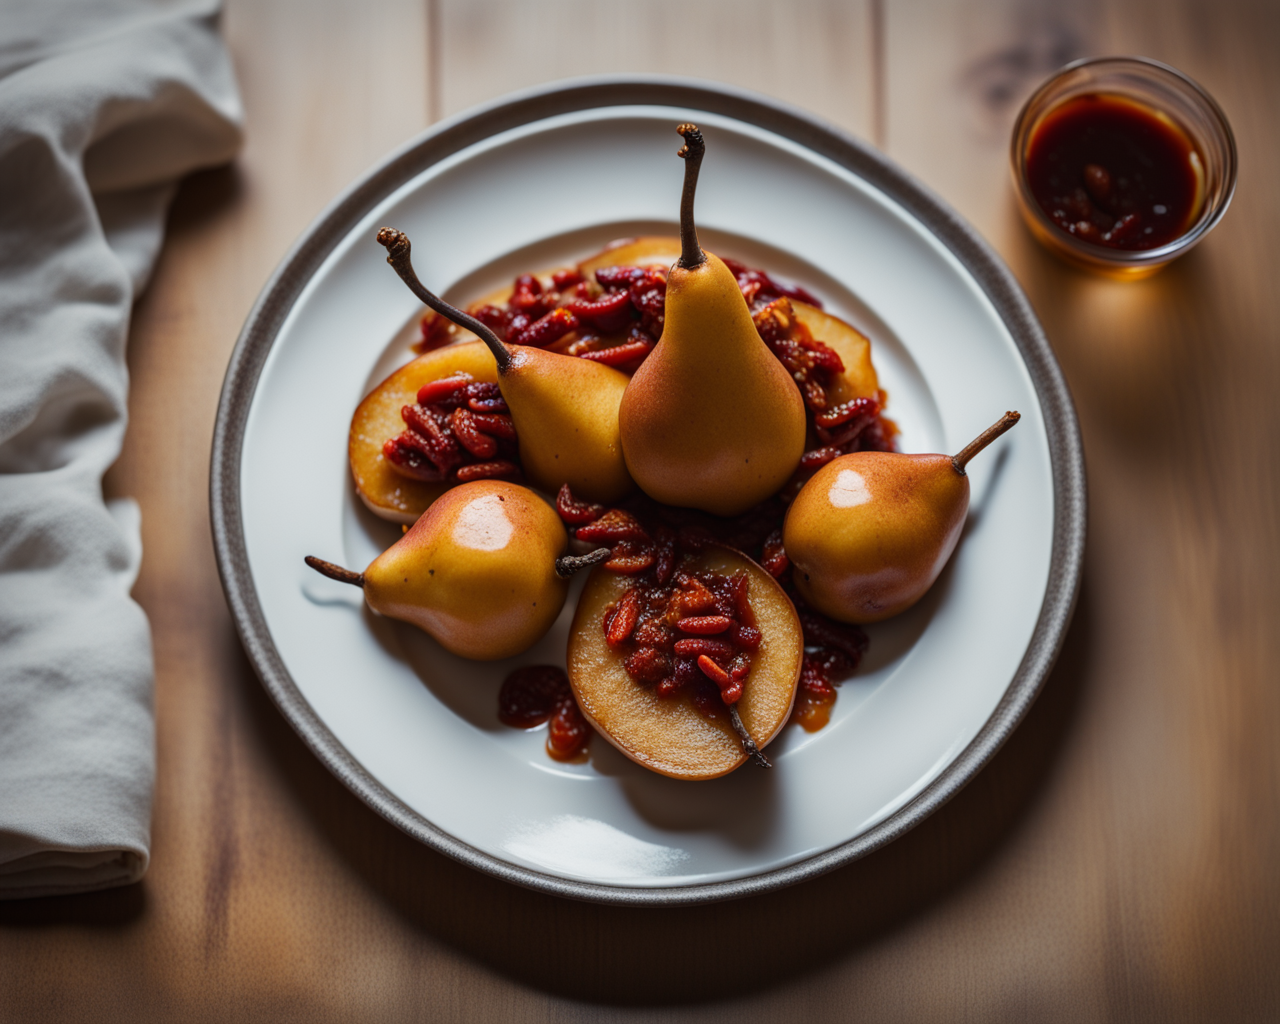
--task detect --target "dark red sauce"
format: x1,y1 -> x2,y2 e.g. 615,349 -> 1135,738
498,666 -> 591,761
1026,94 -> 1201,250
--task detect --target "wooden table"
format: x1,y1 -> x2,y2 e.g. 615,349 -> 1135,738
3,1 -> 1278,1019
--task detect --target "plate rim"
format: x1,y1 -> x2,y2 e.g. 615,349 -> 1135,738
210,74 -> 1086,906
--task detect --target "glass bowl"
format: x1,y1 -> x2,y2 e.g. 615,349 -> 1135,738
1011,56 -> 1236,278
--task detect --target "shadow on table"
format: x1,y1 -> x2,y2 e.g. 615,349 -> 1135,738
0,880 -> 147,929
242,569 -> 1095,1007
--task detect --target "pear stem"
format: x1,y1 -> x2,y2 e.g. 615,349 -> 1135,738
675,124 -> 707,271
729,705 -> 772,769
554,546 -> 612,579
376,227 -> 513,374
952,410 -> 1021,475
305,555 -> 364,587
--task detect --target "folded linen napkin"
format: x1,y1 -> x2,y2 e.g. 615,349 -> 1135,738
0,0 -> 242,898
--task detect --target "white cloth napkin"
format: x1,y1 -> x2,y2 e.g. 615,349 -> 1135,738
0,0 -> 242,898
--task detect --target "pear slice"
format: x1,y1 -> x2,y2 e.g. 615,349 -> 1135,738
567,544 -> 803,780
790,302 -> 879,403
577,236 -> 681,279
349,341 -> 498,524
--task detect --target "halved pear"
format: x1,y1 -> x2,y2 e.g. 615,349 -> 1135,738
349,341 -> 498,524
791,302 -> 878,403
567,545 -> 803,780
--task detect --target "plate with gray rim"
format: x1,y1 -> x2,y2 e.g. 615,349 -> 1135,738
211,76 -> 1085,905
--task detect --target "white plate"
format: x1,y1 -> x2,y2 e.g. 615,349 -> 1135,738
213,78 -> 1084,904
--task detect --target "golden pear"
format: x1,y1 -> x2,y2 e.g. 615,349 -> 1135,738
617,126 -> 806,517
306,480 -> 607,660
376,227 -> 634,504
784,412 -> 1020,623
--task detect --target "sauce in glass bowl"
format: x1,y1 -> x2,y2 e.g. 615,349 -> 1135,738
1025,93 -> 1201,251
1011,57 -> 1236,278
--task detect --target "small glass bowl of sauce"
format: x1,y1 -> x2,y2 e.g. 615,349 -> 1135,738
1012,56 -> 1236,278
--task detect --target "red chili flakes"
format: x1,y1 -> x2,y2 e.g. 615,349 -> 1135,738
605,588 -> 641,648
721,257 -> 824,311
789,605 -> 869,731
567,289 -> 634,333
547,697 -> 592,761
761,528 -> 789,578
401,257 -> 896,506
575,509 -> 651,545
550,484 -> 874,733
555,483 -> 605,525
753,298 -> 845,413
498,666 -> 592,761
510,307 -> 579,348
792,655 -> 838,732
578,338 -> 653,368
384,375 -> 521,484
675,615 -> 732,634
599,564 -> 759,720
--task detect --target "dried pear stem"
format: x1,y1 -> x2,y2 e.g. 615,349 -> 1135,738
554,547 -> 612,579
305,555 -> 364,587
676,124 -> 707,271
376,227 -> 513,374
729,705 -> 772,769
952,410 -> 1021,475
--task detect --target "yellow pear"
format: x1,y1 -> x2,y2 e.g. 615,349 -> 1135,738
305,480 -> 607,660
376,227 -> 633,504
618,125 -> 806,517
784,412 -> 1020,623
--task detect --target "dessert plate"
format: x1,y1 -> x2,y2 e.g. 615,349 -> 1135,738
212,77 -> 1084,905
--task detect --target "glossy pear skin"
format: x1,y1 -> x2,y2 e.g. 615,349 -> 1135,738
501,346 -> 633,504
363,480 -> 569,660
619,252 -> 806,516
567,545 -> 802,780
784,452 -> 969,624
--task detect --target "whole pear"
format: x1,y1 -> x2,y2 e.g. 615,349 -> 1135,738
618,125 -> 806,517
305,480 -> 607,660
376,228 -> 633,504
784,412 -> 1020,623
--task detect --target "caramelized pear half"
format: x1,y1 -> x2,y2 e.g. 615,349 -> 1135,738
567,545 -> 803,780
349,341 -> 498,524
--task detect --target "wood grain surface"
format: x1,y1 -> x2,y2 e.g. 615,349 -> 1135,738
3,0 -> 1278,1020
